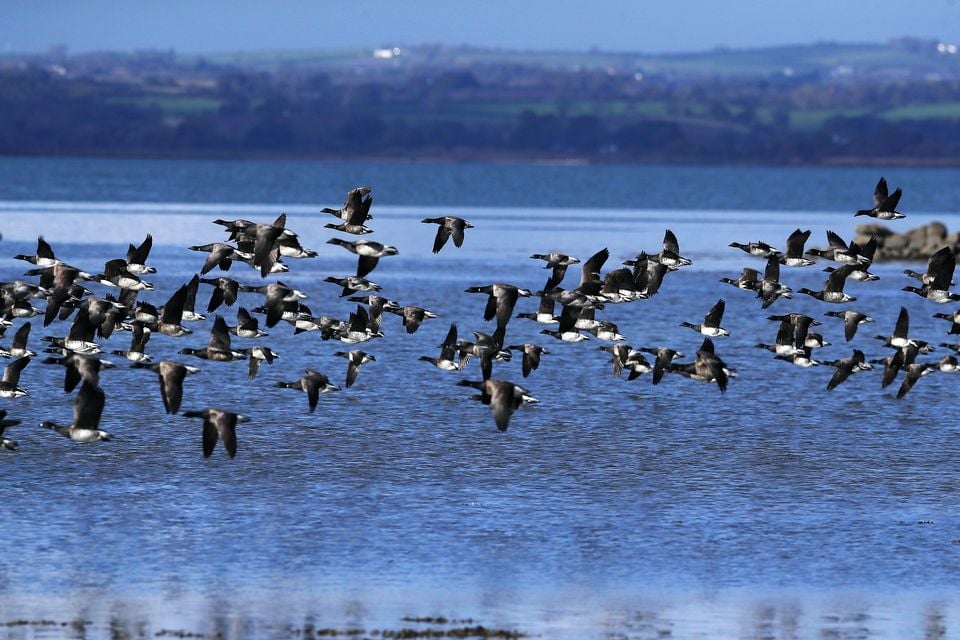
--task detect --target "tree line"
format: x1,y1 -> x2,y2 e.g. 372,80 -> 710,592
2,60 -> 960,164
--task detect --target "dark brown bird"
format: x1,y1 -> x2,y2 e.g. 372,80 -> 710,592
182,408 -> 248,458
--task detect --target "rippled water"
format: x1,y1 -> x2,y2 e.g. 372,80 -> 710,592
3,159 -> 960,638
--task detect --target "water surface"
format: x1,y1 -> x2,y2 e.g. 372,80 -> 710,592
2,159 -> 960,638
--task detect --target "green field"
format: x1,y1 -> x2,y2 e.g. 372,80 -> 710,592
107,96 -> 222,114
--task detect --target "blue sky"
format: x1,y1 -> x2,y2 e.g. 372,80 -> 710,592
3,0 -> 959,55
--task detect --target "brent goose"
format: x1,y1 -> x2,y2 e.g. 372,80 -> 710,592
334,350 -> 376,388
824,264 -> 879,282
334,306 -> 384,344
806,230 -> 869,265
649,230 -> 692,268
584,320 -> 626,342
826,349 -> 872,390
680,299 -> 729,337
779,229 -> 815,267
905,248 -> 958,286
200,276 -> 240,313
111,323 -> 151,362
457,378 -> 537,431
15,236 -> 62,268
539,327 -> 588,343
600,268 -> 647,303
347,295 -> 401,333
932,308 -> 960,334
756,320 -> 801,356
507,343 -> 549,378
0,322 -> 35,359
897,363 -> 933,398
240,281 -> 306,327
246,213 -> 288,277
275,369 -> 340,412
182,408 -> 249,458
902,247 -> 958,303
766,313 -> 820,349
131,360 -> 200,414
873,306 -> 916,349
804,333 -> 830,349
156,282 -> 193,337
387,305 -> 438,334
2,296 -> 41,320
229,307 -> 267,338
42,352 -> 115,392
322,187 -> 373,223
856,177 -> 905,220
179,316 -> 246,361
274,234 -> 317,260
938,355 -> 960,373
873,349 -> 904,388
774,347 -> 821,368
531,252 -> 580,289
638,346 -> 684,385
902,284 -> 960,304
247,345 -> 279,380
420,323 -> 463,371
457,331 -> 512,379
623,252 -> 669,299
94,259 -> 153,291
797,264 -> 857,303
729,240 -> 780,259
0,356 -> 30,398
720,267 -> 760,291
324,275 -> 382,298
40,381 -> 111,442
422,217 -> 474,254
758,257 -> 792,308
516,294 -> 559,324
670,337 -> 729,393
598,344 -> 649,379
180,274 -> 206,322
824,309 -> 873,341
36,263 -> 91,326
0,410 -> 19,450
327,238 -> 398,278
189,242 -> 252,275
464,283 -> 532,342
124,234 -> 155,275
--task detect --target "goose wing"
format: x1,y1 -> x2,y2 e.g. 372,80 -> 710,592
663,229 -> 680,254
161,283 -> 189,325
128,234 -> 153,265
784,229 -> 811,258
580,248 -> 609,286
487,380 -> 516,431
432,224 -> 451,254
893,306 -> 909,340
449,218 -> 469,248
703,299 -> 725,328
73,382 -> 105,430
873,177 -> 889,206
826,230 -> 848,250
211,409 -> 238,458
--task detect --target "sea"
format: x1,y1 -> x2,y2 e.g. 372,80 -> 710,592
2,157 -> 960,639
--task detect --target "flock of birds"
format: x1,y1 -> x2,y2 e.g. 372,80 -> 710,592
0,176 -> 955,456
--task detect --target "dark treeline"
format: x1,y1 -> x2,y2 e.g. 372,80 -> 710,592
2,49 -> 960,164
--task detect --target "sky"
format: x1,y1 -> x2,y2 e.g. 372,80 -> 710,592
2,0 -> 959,55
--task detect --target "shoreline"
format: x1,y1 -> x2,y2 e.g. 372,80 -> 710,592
6,148 -> 960,169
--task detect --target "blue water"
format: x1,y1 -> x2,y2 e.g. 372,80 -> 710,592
2,158 -> 960,638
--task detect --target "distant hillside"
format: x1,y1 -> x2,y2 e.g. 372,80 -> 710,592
194,38 -> 960,81
2,39 -> 960,165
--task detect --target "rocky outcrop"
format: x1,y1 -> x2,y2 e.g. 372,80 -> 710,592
853,221 -> 960,262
